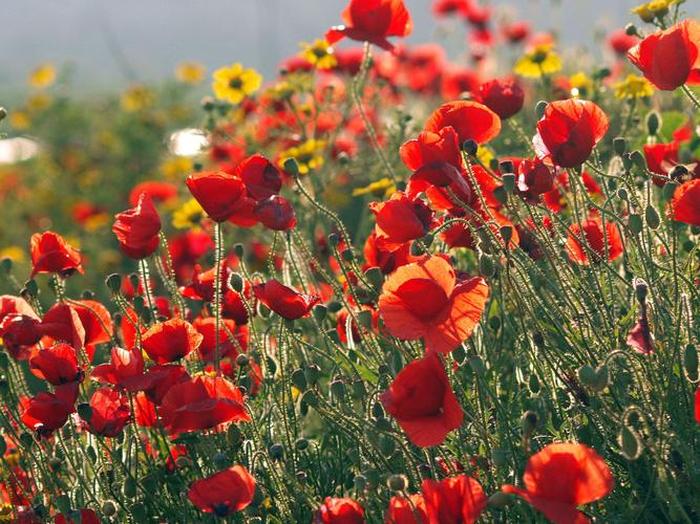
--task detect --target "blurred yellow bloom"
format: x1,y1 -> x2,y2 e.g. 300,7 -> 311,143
300,39 -> 337,70
83,213 -> 110,232
614,74 -> 655,99
632,0 -> 677,21
569,72 -> 594,98
280,139 -> 326,175
28,63 -> 56,88
9,111 -> 30,130
26,93 -> 52,112
161,156 -> 194,179
173,198 -> 204,229
0,503 -> 13,522
212,63 -> 262,104
352,177 -> 396,198
121,85 -> 155,112
514,44 -> 562,78
176,62 -> 206,84
476,146 -> 495,167
0,246 -> 25,263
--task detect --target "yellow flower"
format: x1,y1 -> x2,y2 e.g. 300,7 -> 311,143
9,111 -> 30,130
121,85 -> 155,112
476,146 -> 495,168
352,177 -> 396,198
176,62 -> 206,84
614,74 -> 655,99
172,198 -> 204,229
28,63 -> 56,88
300,39 -> 337,70
161,156 -> 194,180
633,0 -> 677,21
0,246 -> 25,263
83,213 -> 110,232
212,63 -> 262,104
280,139 -> 326,175
569,72 -> 594,98
514,44 -> 562,78
0,503 -> 14,522
26,93 -> 52,112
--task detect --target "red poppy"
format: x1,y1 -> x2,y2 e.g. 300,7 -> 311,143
40,303 -> 86,352
112,193 -> 162,259
254,195 -> 297,231
502,442 -> 614,524
424,101 -> 501,145
400,126 -> 464,176
535,99 -> 609,168
432,0 -> 469,17
188,466 -> 256,516
326,0 -> 412,52
185,170 -> 245,222
316,497 -> 365,524
628,20 -> 700,91
381,354 -> 463,447
626,316 -> 654,355
502,21 -> 530,43
643,142 -> 679,183
193,316 -> 247,362
20,388 -> 76,437
30,231 -> 83,278
82,387 -> 130,437
370,192 -> 434,250
181,265 -> 250,324
516,158 -> 555,202
0,295 -> 37,322
133,391 -> 157,427
54,509 -> 100,524
566,216 -> 623,265
386,494 -> 428,523
671,179 -> 700,226
133,364 -> 190,405
253,279 -> 320,320
363,231 -> 416,275
0,313 -> 42,360
29,343 -> 81,385
159,375 -> 250,434
608,29 -> 638,56
129,180 -> 178,207
92,346 -> 145,389
421,475 -> 487,524
440,67 -> 481,100
378,256 -> 489,353
478,78 -> 524,120
141,318 -> 203,364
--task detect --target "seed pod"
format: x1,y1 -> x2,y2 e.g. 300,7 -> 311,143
645,205 -> 660,230
684,344 -> 698,381
501,173 -> 516,193
646,111 -> 661,136
628,214 -> 643,235
618,425 -> 642,460
535,100 -> 548,119
387,474 -> 408,492
613,137 -> 627,156
291,369 -> 307,391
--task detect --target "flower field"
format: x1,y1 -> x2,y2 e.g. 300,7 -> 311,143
1,0 -> 700,522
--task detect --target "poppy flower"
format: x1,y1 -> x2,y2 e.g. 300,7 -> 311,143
516,158 -> 555,202
478,78 -> 525,120
381,354 -> 463,447
253,279 -> 320,320
235,153 -> 283,201
0,313 -> 42,360
92,346 -> 145,389
82,387 -> 131,437
386,494 -> 428,523
502,442 -> 614,524
29,343 -> 81,385
421,475 -> 487,524
671,179 -> 700,226
626,316 -> 654,355
363,231 -> 416,275
54,508 -> 100,524
325,0 -> 413,52
424,101 -> 501,145
502,21 -> 530,44
432,0 -> 469,17
378,256 -> 489,353
112,193 -> 162,259
194,316 -> 247,362
370,192 -> 434,250
440,67 -> 481,100
159,375 -> 250,434
185,170 -> 245,222
254,195 -> 297,231
21,389 -> 76,437
535,99 -> 609,168
188,465 -> 256,517
565,216 -> 623,265
29,231 -> 83,278
0,295 -> 37,322
400,126 -> 466,181
628,20 -> 700,91
608,29 -> 638,56
128,180 -> 178,207
141,318 -> 203,364
133,364 -> 191,405
39,303 -> 86,352
315,497 -> 365,524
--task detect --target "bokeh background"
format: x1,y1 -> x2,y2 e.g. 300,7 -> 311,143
2,0 -> 647,97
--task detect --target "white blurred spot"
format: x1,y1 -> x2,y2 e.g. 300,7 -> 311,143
168,128 -> 209,157
0,136 -> 40,164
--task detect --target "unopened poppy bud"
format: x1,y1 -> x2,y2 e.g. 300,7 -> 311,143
341,248 -> 354,262
123,477 -> 137,498
521,410 -> 538,436
501,173 -> 516,193
499,160 -> 515,175
488,492 -> 513,508
378,434 -> 396,456
310,304 -> 326,322
500,226 -> 513,245
625,23 -> 639,36
618,425 -> 642,460
462,139 -> 478,156
77,403 -> 92,423
371,402 -> 385,419
630,150 -> 646,170
669,164 -> 689,181
301,389 -> 318,408
128,273 -> 140,289
283,157 -> 300,177
23,279 -> 38,298
633,278 -> 648,304
593,67 -> 611,80
646,111 -> 661,136
645,205 -> 660,229
294,438 -> 309,451
489,158 -> 500,171
479,254 -> 495,277
233,243 -> 244,258
105,273 -> 122,293
364,266 -> 384,291
212,451 -> 229,469
304,364 -> 321,386
269,443 -> 284,460
19,432 -> 33,448
683,344 -> 698,381
387,474 -> 408,492
0,257 -> 12,273
330,379 -> 346,399
201,96 -> 215,111
621,154 -> 633,172
410,242 -> 425,256
353,474 -> 367,491
228,272 -> 244,293
291,368 -> 307,391
101,501 -> 117,517
328,232 -> 339,248
0,107 -> 6,121
535,100 -> 548,119
613,137 -> 627,156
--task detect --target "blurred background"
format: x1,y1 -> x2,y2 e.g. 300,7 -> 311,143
1,0 -> 647,97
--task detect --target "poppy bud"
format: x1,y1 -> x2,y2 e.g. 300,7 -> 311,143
410,242 -> 425,256
19,432 -> 34,448
625,23 -> 639,36
351,379 -> 366,400
683,344 -> 698,381
123,477 -> 137,498
479,254 -> 495,277
500,226 -> 513,245
283,158 -> 300,177
364,266 -> 384,291
387,474 -> 407,492
488,492 -> 513,508
618,425 -> 642,460
521,411 -> 538,437
535,100 -> 548,119
630,150 -> 646,170
462,139 -> 478,156
101,501 -> 117,517
228,272 -> 244,293
613,137 -> 627,156
633,278 -> 648,304
501,173 -> 516,193
0,107 -> 6,121
378,434 -> 396,457
269,443 -> 284,460
341,248 -> 354,262
301,390 -> 318,408
233,243 -> 244,258
645,205 -> 660,229
304,364 -> 321,386
77,403 -> 93,423
1,257 -> 12,273
669,164 -> 689,181
312,304 -> 327,321
646,111 -> 661,136
213,451 -> 229,470
201,96 -> 215,111
291,369 -> 307,391
0,352 -> 8,369
353,474 -> 368,491
105,273 -> 122,293
23,279 -> 38,298
374,416 -> 392,432
330,379 -> 346,399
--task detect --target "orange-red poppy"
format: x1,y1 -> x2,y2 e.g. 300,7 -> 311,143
671,179 -> 700,226
370,191 -> 434,250
502,442 -> 614,524
565,216 -> 623,265
112,193 -> 162,259
316,497 -> 365,524
188,465 -> 256,517
424,101 -> 501,145
378,256 -> 488,353
185,170 -> 245,222
326,0 -> 413,51
421,475 -> 487,524
478,77 -> 524,120
386,494 -> 428,523
253,279 -> 320,320
30,231 -> 83,278
141,318 -> 203,364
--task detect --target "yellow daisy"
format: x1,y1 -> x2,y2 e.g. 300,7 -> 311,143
0,246 -> 25,263
514,44 -> 562,78
614,74 -> 655,99
9,110 -> 30,130
28,63 -> 56,89
632,0 -> 678,22
280,139 -> 326,175
569,72 -> 594,98
300,39 -> 337,70
172,198 -> 205,229
352,177 -> 396,198
176,61 -> 206,85
121,85 -> 155,112
212,63 -> 262,104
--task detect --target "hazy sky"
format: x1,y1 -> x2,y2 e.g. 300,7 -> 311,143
0,0 -> 671,93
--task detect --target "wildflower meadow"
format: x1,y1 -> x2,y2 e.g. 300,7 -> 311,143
0,0 -> 699,522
